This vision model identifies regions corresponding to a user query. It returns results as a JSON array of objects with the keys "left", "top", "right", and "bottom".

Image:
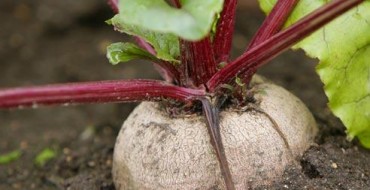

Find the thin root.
[{"left": 240, "top": 103, "right": 293, "bottom": 158}]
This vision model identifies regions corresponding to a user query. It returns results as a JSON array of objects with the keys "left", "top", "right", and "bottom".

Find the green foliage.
[
  {"left": 259, "top": 0, "right": 370, "bottom": 147},
  {"left": 107, "top": 42, "right": 162, "bottom": 65},
  {"left": 112, "top": 0, "right": 223, "bottom": 41},
  {"left": 0, "top": 150, "right": 21, "bottom": 164},
  {"left": 107, "top": 0, "right": 223, "bottom": 64},
  {"left": 107, "top": 20, "right": 180, "bottom": 63},
  {"left": 34, "top": 148, "right": 57, "bottom": 167}
]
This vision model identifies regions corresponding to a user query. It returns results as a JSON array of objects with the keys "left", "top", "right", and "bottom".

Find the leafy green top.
[
  {"left": 259, "top": 0, "right": 370, "bottom": 147},
  {"left": 107, "top": 42, "right": 162, "bottom": 65},
  {"left": 107, "top": 0, "right": 223, "bottom": 64}
]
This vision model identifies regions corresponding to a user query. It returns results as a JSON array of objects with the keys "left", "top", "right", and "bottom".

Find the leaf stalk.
[
  {"left": 207, "top": 0, "right": 364, "bottom": 92},
  {"left": 0, "top": 80, "right": 205, "bottom": 109}
]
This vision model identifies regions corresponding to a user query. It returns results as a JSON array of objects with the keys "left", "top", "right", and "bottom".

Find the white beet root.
[{"left": 113, "top": 76, "right": 318, "bottom": 189}]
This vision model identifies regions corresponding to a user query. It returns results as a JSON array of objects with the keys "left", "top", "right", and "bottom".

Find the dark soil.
[{"left": 0, "top": 1, "right": 369, "bottom": 190}]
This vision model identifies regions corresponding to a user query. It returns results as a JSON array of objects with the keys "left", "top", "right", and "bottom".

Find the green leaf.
[
  {"left": 109, "top": 20, "right": 180, "bottom": 63},
  {"left": 107, "top": 42, "right": 163, "bottom": 65},
  {"left": 108, "top": 0, "right": 223, "bottom": 62},
  {"left": 34, "top": 148, "right": 57, "bottom": 167},
  {"left": 0, "top": 150, "right": 21, "bottom": 164},
  {"left": 113, "top": 0, "right": 223, "bottom": 41},
  {"left": 259, "top": 1, "right": 370, "bottom": 147}
]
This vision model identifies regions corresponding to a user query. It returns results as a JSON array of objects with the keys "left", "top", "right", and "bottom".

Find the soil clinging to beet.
[{"left": 0, "top": 1, "right": 369, "bottom": 189}]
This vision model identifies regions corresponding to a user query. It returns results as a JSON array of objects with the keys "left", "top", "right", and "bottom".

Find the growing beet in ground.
[{"left": 0, "top": 0, "right": 369, "bottom": 189}]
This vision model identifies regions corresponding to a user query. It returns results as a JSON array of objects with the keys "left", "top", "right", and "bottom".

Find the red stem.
[
  {"left": 207, "top": 0, "right": 364, "bottom": 92},
  {"left": 246, "top": 0, "right": 298, "bottom": 50},
  {"left": 181, "top": 37, "right": 217, "bottom": 87},
  {"left": 240, "top": 0, "right": 298, "bottom": 83},
  {"left": 135, "top": 37, "right": 156, "bottom": 55},
  {"left": 213, "top": 0, "right": 237, "bottom": 63},
  {"left": 171, "top": 0, "right": 181, "bottom": 8},
  {"left": 0, "top": 80, "right": 205, "bottom": 109},
  {"left": 107, "top": 0, "right": 119, "bottom": 13},
  {"left": 153, "top": 60, "right": 181, "bottom": 84},
  {"left": 172, "top": 0, "right": 217, "bottom": 87},
  {"left": 135, "top": 37, "right": 181, "bottom": 83},
  {"left": 179, "top": 39, "right": 191, "bottom": 86}
]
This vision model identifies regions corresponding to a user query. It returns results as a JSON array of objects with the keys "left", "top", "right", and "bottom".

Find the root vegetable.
[{"left": 113, "top": 76, "right": 317, "bottom": 189}]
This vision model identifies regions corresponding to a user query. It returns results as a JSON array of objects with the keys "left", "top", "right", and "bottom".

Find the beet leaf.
[
  {"left": 107, "top": 42, "right": 160, "bottom": 65},
  {"left": 110, "top": 0, "right": 223, "bottom": 41},
  {"left": 259, "top": 0, "right": 370, "bottom": 147},
  {"left": 107, "top": 18, "right": 180, "bottom": 63}
]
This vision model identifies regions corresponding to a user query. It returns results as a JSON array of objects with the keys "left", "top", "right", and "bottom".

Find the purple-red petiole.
[
  {"left": 0, "top": 80, "right": 205, "bottom": 109},
  {"left": 207, "top": 0, "right": 364, "bottom": 92},
  {"left": 213, "top": 0, "right": 237, "bottom": 63}
]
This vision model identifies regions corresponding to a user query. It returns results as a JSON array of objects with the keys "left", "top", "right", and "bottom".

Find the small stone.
[
  {"left": 66, "top": 156, "right": 72, "bottom": 162},
  {"left": 88, "top": 161, "right": 96, "bottom": 167},
  {"left": 63, "top": 148, "right": 71, "bottom": 155},
  {"left": 331, "top": 162, "right": 338, "bottom": 169}
]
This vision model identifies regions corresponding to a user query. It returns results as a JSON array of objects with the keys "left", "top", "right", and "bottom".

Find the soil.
[{"left": 0, "top": 1, "right": 369, "bottom": 190}]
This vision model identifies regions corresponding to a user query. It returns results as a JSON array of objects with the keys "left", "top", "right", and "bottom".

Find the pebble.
[
  {"left": 63, "top": 147, "right": 71, "bottom": 155},
  {"left": 66, "top": 156, "right": 72, "bottom": 163},
  {"left": 87, "top": 161, "right": 96, "bottom": 167},
  {"left": 331, "top": 162, "right": 338, "bottom": 169}
]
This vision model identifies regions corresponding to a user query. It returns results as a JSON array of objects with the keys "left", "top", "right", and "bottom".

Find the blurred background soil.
[{"left": 0, "top": 1, "right": 369, "bottom": 189}]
